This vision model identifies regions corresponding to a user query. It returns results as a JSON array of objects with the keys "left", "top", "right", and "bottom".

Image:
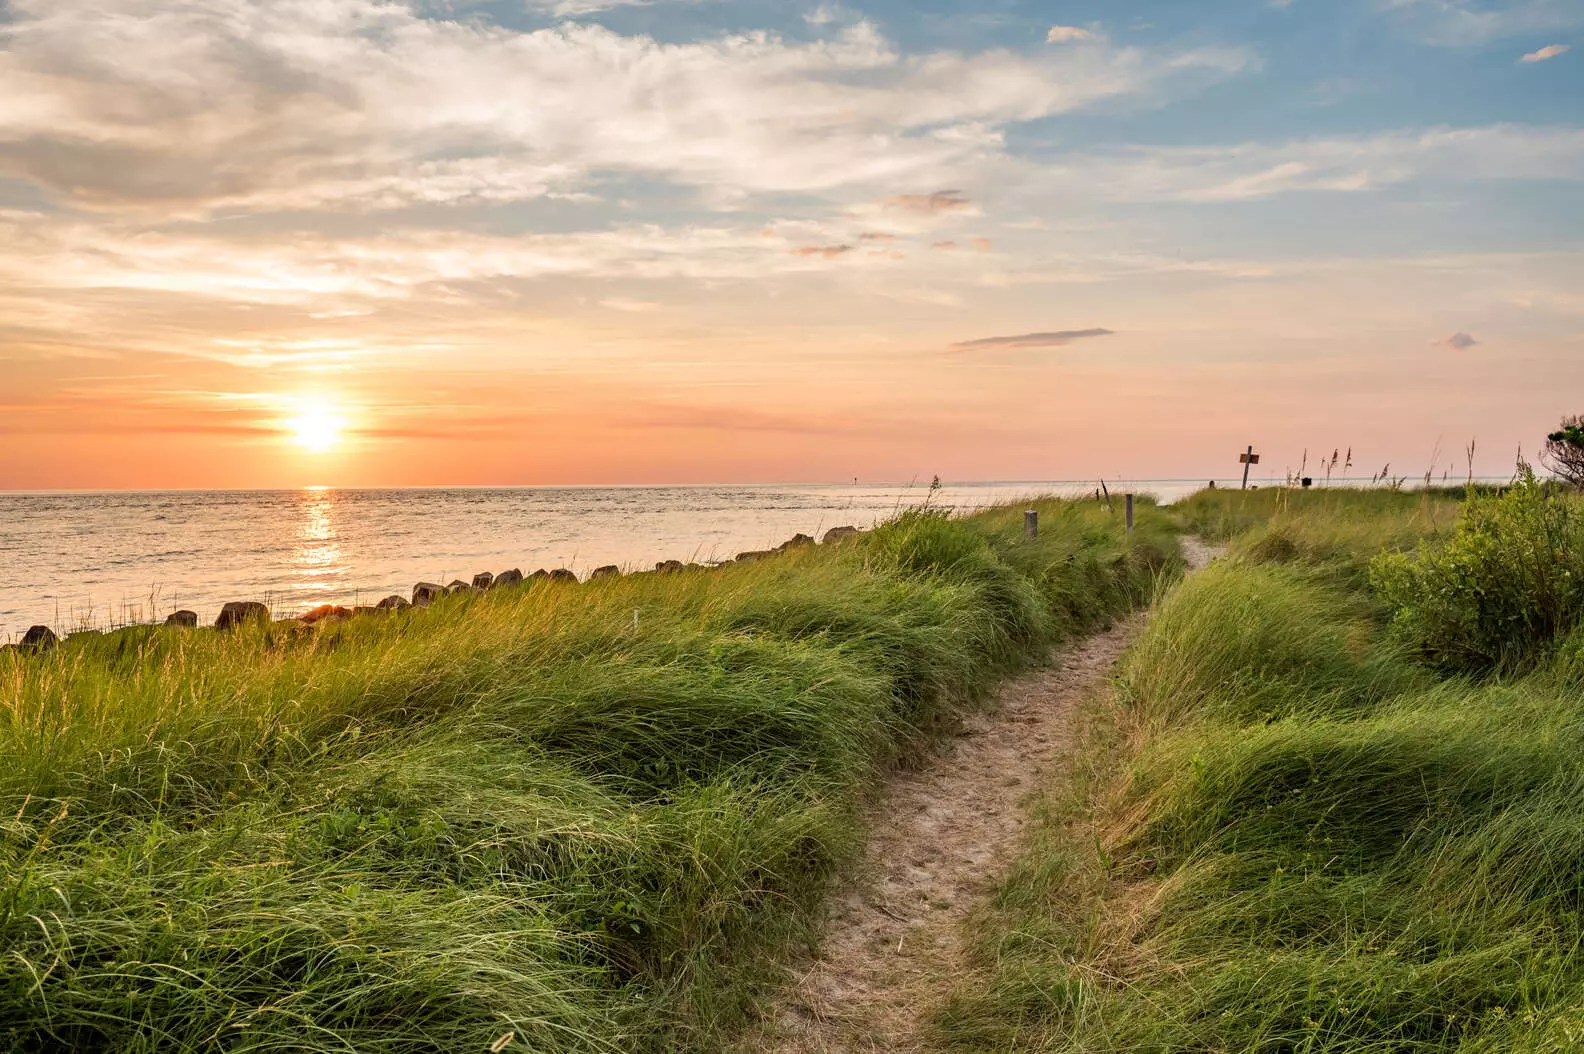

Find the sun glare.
[{"left": 286, "top": 402, "right": 344, "bottom": 454}]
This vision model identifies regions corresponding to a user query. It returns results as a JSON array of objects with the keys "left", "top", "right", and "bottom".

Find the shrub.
[{"left": 1371, "top": 473, "right": 1584, "bottom": 674}]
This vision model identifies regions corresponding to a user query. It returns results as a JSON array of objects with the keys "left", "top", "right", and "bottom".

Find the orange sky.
[{"left": 2, "top": 1, "right": 1581, "bottom": 489}]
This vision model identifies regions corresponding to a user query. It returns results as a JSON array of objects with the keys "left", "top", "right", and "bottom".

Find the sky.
[{"left": 0, "top": 0, "right": 1580, "bottom": 488}]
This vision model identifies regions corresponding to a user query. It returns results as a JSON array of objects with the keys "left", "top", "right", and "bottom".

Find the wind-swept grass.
[
  {"left": 0, "top": 498, "right": 1176, "bottom": 1053},
  {"left": 936, "top": 485, "right": 1584, "bottom": 1053}
]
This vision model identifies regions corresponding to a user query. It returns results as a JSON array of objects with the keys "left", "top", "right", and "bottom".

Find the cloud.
[
  {"left": 951, "top": 328, "right": 1114, "bottom": 349},
  {"left": 790, "top": 244, "right": 854, "bottom": 257},
  {"left": 931, "top": 240, "right": 958, "bottom": 250},
  {"left": 1047, "top": 26, "right": 1099, "bottom": 44},
  {"left": 1380, "top": 0, "right": 1584, "bottom": 46},
  {"left": 1437, "top": 331, "right": 1480, "bottom": 349},
  {"left": 969, "top": 236, "right": 993, "bottom": 252},
  {"left": 1521, "top": 43, "right": 1571, "bottom": 61},
  {"left": 880, "top": 190, "right": 974, "bottom": 214},
  {"left": 0, "top": 2, "right": 1250, "bottom": 215},
  {"left": 1023, "top": 125, "right": 1584, "bottom": 203},
  {"left": 858, "top": 232, "right": 896, "bottom": 242}
]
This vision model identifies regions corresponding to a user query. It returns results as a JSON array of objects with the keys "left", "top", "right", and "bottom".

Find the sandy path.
[{"left": 744, "top": 539, "right": 1221, "bottom": 1054}]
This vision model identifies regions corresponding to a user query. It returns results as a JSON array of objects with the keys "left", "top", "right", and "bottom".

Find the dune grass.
[
  {"left": 0, "top": 497, "right": 1176, "bottom": 1053},
  {"left": 935, "top": 484, "right": 1584, "bottom": 1053}
]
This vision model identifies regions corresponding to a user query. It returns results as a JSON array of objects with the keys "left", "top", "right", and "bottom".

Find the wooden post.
[
  {"left": 1239, "top": 445, "right": 1260, "bottom": 490},
  {"left": 1024, "top": 509, "right": 1038, "bottom": 540},
  {"left": 1125, "top": 493, "right": 1135, "bottom": 532}
]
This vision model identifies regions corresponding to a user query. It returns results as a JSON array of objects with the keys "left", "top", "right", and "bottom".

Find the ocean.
[{"left": 0, "top": 480, "right": 1212, "bottom": 638}]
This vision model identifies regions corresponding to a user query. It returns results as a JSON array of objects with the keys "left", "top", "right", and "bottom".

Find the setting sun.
[{"left": 286, "top": 403, "right": 344, "bottom": 454}]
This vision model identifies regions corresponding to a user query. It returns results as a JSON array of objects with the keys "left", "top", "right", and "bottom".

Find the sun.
[{"left": 286, "top": 402, "right": 344, "bottom": 454}]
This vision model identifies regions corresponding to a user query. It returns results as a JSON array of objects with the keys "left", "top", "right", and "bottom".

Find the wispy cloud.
[
  {"left": 1437, "top": 331, "right": 1480, "bottom": 349},
  {"left": 790, "top": 244, "right": 854, "bottom": 258},
  {"left": 1047, "top": 25, "right": 1099, "bottom": 44},
  {"left": 1380, "top": 0, "right": 1584, "bottom": 46},
  {"left": 0, "top": 2, "right": 1249, "bottom": 215},
  {"left": 879, "top": 190, "right": 974, "bottom": 214},
  {"left": 1022, "top": 125, "right": 1584, "bottom": 203},
  {"left": 951, "top": 328, "right": 1114, "bottom": 349},
  {"left": 1521, "top": 43, "right": 1571, "bottom": 61}
]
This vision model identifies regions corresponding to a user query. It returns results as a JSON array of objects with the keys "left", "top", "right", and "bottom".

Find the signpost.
[{"left": 1239, "top": 445, "right": 1260, "bottom": 490}]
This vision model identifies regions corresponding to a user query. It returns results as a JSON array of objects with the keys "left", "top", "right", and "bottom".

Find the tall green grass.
[
  {"left": 0, "top": 499, "right": 1175, "bottom": 1052},
  {"left": 936, "top": 486, "right": 1584, "bottom": 1053}
]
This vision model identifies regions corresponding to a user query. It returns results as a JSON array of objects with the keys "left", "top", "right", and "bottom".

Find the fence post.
[
  {"left": 1125, "top": 493, "right": 1135, "bottom": 532},
  {"left": 1024, "top": 509, "right": 1038, "bottom": 540}
]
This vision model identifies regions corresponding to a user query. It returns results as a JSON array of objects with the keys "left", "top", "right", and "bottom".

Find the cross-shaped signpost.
[{"left": 1239, "top": 445, "right": 1260, "bottom": 490}]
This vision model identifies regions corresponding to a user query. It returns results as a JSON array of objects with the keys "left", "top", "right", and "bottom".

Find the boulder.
[
  {"left": 472, "top": 571, "right": 494, "bottom": 590},
  {"left": 299, "top": 604, "right": 353, "bottom": 624},
  {"left": 735, "top": 550, "right": 774, "bottom": 564},
  {"left": 165, "top": 610, "right": 198, "bottom": 628},
  {"left": 493, "top": 568, "right": 524, "bottom": 588},
  {"left": 375, "top": 594, "right": 411, "bottom": 612},
  {"left": 216, "top": 601, "right": 270, "bottom": 630},
  {"left": 529, "top": 569, "right": 551, "bottom": 583},
  {"left": 588, "top": 565, "right": 622, "bottom": 581},
  {"left": 412, "top": 582, "right": 444, "bottom": 607},
  {"left": 353, "top": 605, "right": 381, "bottom": 616},
  {"left": 19, "top": 625, "right": 58, "bottom": 654},
  {"left": 445, "top": 580, "right": 472, "bottom": 594},
  {"left": 777, "top": 533, "right": 816, "bottom": 550},
  {"left": 548, "top": 568, "right": 578, "bottom": 584},
  {"left": 822, "top": 526, "right": 861, "bottom": 544},
  {"left": 654, "top": 559, "right": 686, "bottom": 574}
]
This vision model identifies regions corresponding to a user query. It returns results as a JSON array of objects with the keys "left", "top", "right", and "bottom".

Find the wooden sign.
[{"left": 1239, "top": 452, "right": 1260, "bottom": 464}]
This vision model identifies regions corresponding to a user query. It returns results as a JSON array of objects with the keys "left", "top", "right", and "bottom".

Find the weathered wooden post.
[
  {"left": 1240, "top": 445, "right": 1260, "bottom": 490},
  {"left": 1125, "top": 493, "right": 1135, "bottom": 532},
  {"left": 1024, "top": 509, "right": 1038, "bottom": 540}
]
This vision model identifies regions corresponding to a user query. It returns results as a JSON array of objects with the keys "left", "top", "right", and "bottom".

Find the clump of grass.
[{"left": 0, "top": 498, "right": 1167, "bottom": 1052}]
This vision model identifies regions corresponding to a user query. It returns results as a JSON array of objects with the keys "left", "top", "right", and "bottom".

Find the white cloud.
[
  {"left": 1019, "top": 124, "right": 1584, "bottom": 203},
  {"left": 0, "top": 1, "right": 1249, "bottom": 215},
  {"left": 1379, "top": 0, "right": 1584, "bottom": 46},
  {"left": 1521, "top": 43, "right": 1570, "bottom": 61},
  {"left": 1047, "top": 25, "right": 1099, "bottom": 44}
]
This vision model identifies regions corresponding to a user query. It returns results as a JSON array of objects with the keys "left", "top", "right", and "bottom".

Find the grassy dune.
[
  {"left": 937, "top": 483, "right": 1584, "bottom": 1052},
  {"left": 0, "top": 498, "right": 1177, "bottom": 1052}
]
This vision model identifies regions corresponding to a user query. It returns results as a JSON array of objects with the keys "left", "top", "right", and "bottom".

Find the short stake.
[{"left": 1024, "top": 509, "right": 1038, "bottom": 540}]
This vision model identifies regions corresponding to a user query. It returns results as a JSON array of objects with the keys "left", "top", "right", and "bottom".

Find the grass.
[
  {"left": 935, "top": 484, "right": 1584, "bottom": 1053},
  {"left": 0, "top": 497, "right": 1177, "bottom": 1052}
]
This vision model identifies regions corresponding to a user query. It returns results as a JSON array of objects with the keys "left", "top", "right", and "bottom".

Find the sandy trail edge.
[{"left": 741, "top": 537, "right": 1223, "bottom": 1054}]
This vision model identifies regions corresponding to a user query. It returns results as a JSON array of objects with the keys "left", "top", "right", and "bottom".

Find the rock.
[
  {"left": 20, "top": 625, "right": 58, "bottom": 652},
  {"left": 588, "top": 565, "right": 622, "bottom": 581},
  {"left": 822, "top": 525, "right": 860, "bottom": 543},
  {"left": 353, "top": 605, "right": 381, "bottom": 616},
  {"left": 446, "top": 580, "right": 472, "bottom": 594},
  {"left": 654, "top": 559, "right": 685, "bottom": 573},
  {"left": 777, "top": 533, "right": 816, "bottom": 550},
  {"left": 216, "top": 601, "right": 270, "bottom": 630},
  {"left": 493, "top": 568, "right": 524, "bottom": 589},
  {"left": 548, "top": 568, "right": 578, "bottom": 584},
  {"left": 529, "top": 569, "right": 551, "bottom": 583},
  {"left": 299, "top": 604, "right": 353, "bottom": 624},
  {"left": 735, "top": 550, "right": 774, "bottom": 564},
  {"left": 412, "top": 582, "right": 444, "bottom": 607},
  {"left": 472, "top": 571, "right": 494, "bottom": 590},
  {"left": 375, "top": 595, "right": 410, "bottom": 612},
  {"left": 165, "top": 610, "right": 198, "bottom": 628}
]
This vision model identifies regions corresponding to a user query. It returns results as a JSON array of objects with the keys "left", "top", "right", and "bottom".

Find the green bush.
[{"left": 1371, "top": 474, "right": 1584, "bottom": 674}]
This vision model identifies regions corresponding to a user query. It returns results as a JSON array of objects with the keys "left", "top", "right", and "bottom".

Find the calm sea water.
[{"left": 0, "top": 480, "right": 1213, "bottom": 638}]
